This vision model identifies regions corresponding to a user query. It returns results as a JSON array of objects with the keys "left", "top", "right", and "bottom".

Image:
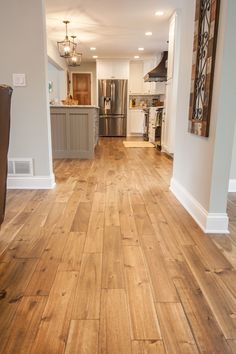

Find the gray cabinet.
[{"left": 50, "top": 106, "right": 99, "bottom": 159}]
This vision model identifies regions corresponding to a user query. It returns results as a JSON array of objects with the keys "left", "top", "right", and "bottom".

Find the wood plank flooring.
[{"left": 0, "top": 138, "right": 236, "bottom": 353}]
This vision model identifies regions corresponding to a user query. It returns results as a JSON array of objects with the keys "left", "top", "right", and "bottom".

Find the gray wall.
[
  {"left": 172, "top": 0, "right": 236, "bottom": 213},
  {"left": 48, "top": 62, "right": 66, "bottom": 102},
  {"left": 47, "top": 38, "right": 68, "bottom": 71},
  {"left": 0, "top": 0, "right": 53, "bottom": 177},
  {"left": 69, "top": 62, "right": 97, "bottom": 104}
]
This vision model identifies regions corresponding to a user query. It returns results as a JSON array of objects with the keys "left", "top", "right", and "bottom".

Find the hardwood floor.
[{"left": 0, "top": 138, "right": 236, "bottom": 353}]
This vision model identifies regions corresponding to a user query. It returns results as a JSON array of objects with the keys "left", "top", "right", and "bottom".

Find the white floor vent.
[{"left": 8, "top": 158, "right": 34, "bottom": 177}]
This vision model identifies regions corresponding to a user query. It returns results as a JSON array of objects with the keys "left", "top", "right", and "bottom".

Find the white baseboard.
[
  {"left": 7, "top": 174, "right": 56, "bottom": 190},
  {"left": 170, "top": 178, "right": 229, "bottom": 234},
  {"left": 161, "top": 144, "right": 169, "bottom": 153},
  {"left": 229, "top": 179, "right": 236, "bottom": 192}
]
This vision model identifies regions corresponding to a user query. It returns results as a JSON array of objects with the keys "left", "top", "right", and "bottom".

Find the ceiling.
[{"left": 45, "top": 0, "right": 184, "bottom": 62}]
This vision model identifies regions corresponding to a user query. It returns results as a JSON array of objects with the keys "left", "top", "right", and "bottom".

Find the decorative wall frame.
[{"left": 188, "top": 0, "right": 220, "bottom": 137}]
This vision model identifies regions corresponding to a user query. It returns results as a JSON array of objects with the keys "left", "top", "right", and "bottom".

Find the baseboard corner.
[{"left": 170, "top": 177, "right": 229, "bottom": 234}]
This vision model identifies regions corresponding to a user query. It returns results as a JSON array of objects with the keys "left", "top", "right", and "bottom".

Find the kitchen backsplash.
[{"left": 129, "top": 94, "right": 165, "bottom": 109}]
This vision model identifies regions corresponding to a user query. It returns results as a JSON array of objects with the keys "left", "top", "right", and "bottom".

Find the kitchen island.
[{"left": 50, "top": 105, "right": 99, "bottom": 159}]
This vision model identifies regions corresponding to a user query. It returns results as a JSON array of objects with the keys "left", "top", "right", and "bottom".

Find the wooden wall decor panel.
[{"left": 188, "top": 0, "right": 220, "bottom": 137}]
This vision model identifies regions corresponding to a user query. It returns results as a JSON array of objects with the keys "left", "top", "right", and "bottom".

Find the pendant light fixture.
[
  {"left": 57, "top": 21, "right": 75, "bottom": 58},
  {"left": 67, "top": 36, "right": 82, "bottom": 67}
]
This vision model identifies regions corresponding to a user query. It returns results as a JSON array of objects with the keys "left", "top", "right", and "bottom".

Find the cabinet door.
[
  {"left": 97, "top": 61, "right": 113, "bottom": 79},
  {"left": 130, "top": 110, "right": 145, "bottom": 134},
  {"left": 68, "top": 112, "right": 90, "bottom": 152},
  {"left": 97, "top": 60, "right": 129, "bottom": 79},
  {"left": 51, "top": 112, "right": 68, "bottom": 156},
  {"left": 112, "top": 61, "right": 129, "bottom": 79},
  {"left": 129, "top": 61, "right": 144, "bottom": 94}
]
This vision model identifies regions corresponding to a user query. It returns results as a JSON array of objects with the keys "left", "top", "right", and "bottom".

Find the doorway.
[{"left": 72, "top": 73, "right": 91, "bottom": 105}]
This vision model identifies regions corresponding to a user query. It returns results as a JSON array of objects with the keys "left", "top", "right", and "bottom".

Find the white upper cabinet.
[
  {"left": 129, "top": 61, "right": 144, "bottom": 94},
  {"left": 97, "top": 60, "right": 129, "bottom": 79}
]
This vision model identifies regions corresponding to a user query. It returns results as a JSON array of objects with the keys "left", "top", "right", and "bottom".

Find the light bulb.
[
  {"left": 64, "top": 46, "right": 70, "bottom": 53},
  {"left": 72, "top": 56, "right": 77, "bottom": 62}
]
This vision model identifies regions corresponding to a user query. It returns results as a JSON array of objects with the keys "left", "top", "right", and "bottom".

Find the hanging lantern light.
[
  {"left": 67, "top": 36, "right": 82, "bottom": 67},
  {"left": 57, "top": 21, "right": 75, "bottom": 58}
]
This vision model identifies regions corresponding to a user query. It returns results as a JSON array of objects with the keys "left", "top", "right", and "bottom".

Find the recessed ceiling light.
[
  {"left": 138, "top": 48, "right": 144, "bottom": 51},
  {"left": 145, "top": 32, "right": 152, "bottom": 36},
  {"left": 93, "top": 55, "right": 98, "bottom": 59},
  {"left": 90, "top": 47, "right": 96, "bottom": 51},
  {"left": 134, "top": 55, "right": 140, "bottom": 59},
  {"left": 155, "top": 11, "right": 164, "bottom": 16}
]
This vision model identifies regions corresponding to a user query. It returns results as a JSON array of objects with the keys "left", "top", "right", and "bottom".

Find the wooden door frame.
[{"left": 70, "top": 72, "right": 93, "bottom": 105}]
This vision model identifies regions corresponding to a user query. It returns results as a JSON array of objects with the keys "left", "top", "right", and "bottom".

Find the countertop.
[
  {"left": 129, "top": 106, "right": 165, "bottom": 110},
  {"left": 50, "top": 105, "right": 99, "bottom": 109}
]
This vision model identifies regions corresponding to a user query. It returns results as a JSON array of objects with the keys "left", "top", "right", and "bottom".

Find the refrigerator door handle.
[
  {"left": 111, "top": 82, "right": 115, "bottom": 112},
  {"left": 99, "top": 115, "right": 125, "bottom": 118}
]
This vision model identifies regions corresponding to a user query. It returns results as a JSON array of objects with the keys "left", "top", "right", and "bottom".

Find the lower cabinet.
[
  {"left": 50, "top": 107, "right": 99, "bottom": 159},
  {"left": 129, "top": 110, "right": 145, "bottom": 134}
]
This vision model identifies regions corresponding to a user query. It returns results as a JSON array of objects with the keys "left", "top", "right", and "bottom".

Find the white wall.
[
  {"left": 0, "top": 0, "right": 54, "bottom": 187},
  {"left": 69, "top": 62, "right": 97, "bottom": 104},
  {"left": 209, "top": 0, "right": 236, "bottom": 211},
  {"left": 170, "top": 0, "right": 236, "bottom": 233}
]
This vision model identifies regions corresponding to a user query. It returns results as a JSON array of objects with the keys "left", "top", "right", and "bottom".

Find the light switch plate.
[{"left": 13, "top": 73, "right": 26, "bottom": 87}]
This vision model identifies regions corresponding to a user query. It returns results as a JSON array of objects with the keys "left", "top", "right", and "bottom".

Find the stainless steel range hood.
[{"left": 144, "top": 51, "right": 168, "bottom": 82}]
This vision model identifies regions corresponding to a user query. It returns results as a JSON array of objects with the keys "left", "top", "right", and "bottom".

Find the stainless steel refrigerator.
[{"left": 98, "top": 79, "right": 127, "bottom": 137}]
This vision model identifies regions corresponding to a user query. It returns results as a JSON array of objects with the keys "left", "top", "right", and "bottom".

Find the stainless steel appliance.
[
  {"left": 99, "top": 79, "right": 127, "bottom": 137},
  {"left": 149, "top": 107, "right": 164, "bottom": 150},
  {"left": 155, "top": 108, "right": 164, "bottom": 150},
  {"left": 143, "top": 108, "right": 149, "bottom": 141}
]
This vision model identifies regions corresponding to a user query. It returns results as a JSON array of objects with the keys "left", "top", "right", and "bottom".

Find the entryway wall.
[
  {"left": 1, "top": 0, "right": 55, "bottom": 189},
  {"left": 170, "top": 0, "right": 236, "bottom": 234}
]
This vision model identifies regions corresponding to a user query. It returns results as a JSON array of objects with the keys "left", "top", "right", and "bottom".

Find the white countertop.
[
  {"left": 50, "top": 105, "right": 99, "bottom": 109},
  {"left": 129, "top": 106, "right": 165, "bottom": 111}
]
